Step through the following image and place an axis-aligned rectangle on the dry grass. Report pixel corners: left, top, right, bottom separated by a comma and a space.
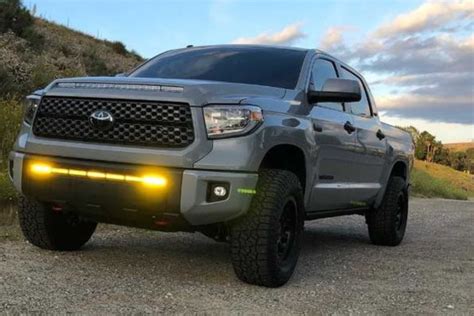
0, 202, 21, 240
412, 160, 474, 199
444, 142, 474, 152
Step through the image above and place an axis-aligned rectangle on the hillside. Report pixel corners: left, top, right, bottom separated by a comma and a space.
444, 141, 474, 152
0, 8, 145, 204
0, 17, 143, 97
411, 160, 474, 200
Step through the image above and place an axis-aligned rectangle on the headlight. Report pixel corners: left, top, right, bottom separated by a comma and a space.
24, 95, 41, 125
203, 105, 264, 139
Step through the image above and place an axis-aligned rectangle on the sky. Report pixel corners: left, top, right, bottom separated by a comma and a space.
27, 0, 474, 143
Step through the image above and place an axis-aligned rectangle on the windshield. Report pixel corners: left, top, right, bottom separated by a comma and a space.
129, 46, 307, 89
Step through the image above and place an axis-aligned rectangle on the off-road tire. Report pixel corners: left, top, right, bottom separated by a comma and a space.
18, 196, 97, 251
230, 169, 304, 287
367, 176, 408, 246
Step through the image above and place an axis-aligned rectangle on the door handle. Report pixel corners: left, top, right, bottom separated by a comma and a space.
343, 121, 356, 134
376, 129, 386, 140
313, 123, 323, 132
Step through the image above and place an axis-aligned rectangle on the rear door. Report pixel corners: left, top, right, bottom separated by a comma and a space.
339, 66, 387, 202
308, 58, 358, 211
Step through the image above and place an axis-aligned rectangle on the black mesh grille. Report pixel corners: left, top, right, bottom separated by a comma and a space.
32, 96, 194, 147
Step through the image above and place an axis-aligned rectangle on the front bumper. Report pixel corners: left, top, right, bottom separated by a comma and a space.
9, 152, 258, 227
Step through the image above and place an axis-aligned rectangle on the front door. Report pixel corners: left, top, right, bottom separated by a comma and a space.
340, 66, 387, 203
308, 58, 358, 211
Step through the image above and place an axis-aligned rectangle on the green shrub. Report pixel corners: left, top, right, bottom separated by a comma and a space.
0, 98, 22, 203
0, 65, 19, 97
130, 50, 144, 62
110, 41, 128, 56
0, 0, 33, 36
20, 25, 44, 50
0, 99, 23, 169
31, 62, 56, 90
0, 0, 43, 49
411, 168, 468, 200
0, 172, 16, 202
82, 48, 111, 76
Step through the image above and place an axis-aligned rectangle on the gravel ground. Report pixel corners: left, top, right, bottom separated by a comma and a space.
0, 198, 472, 315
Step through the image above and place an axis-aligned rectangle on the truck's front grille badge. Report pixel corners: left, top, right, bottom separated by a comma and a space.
32, 96, 195, 148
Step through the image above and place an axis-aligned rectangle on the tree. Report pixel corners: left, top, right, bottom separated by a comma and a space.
450, 151, 470, 172
463, 148, 474, 174
400, 126, 419, 146
434, 146, 450, 166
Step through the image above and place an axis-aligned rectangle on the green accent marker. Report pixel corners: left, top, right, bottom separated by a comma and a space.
350, 200, 367, 207
237, 188, 257, 195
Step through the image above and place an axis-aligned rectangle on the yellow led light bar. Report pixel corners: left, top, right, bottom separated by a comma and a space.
30, 163, 167, 188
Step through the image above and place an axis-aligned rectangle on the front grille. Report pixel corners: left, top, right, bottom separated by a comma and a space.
33, 96, 194, 148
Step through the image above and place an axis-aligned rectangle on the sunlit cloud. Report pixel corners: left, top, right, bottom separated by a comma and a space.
232, 22, 306, 45
375, 0, 474, 37
318, 0, 474, 129
319, 26, 354, 51
381, 114, 474, 143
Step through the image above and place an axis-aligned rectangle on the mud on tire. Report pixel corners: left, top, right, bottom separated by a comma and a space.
230, 169, 304, 287
18, 196, 97, 251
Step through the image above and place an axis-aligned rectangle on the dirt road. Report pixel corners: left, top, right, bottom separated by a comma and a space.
1, 198, 472, 314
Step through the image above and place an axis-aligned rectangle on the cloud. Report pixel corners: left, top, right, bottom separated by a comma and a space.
375, 0, 474, 37
377, 94, 473, 125
232, 22, 306, 45
318, 0, 474, 126
320, 26, 353, 50
381, 115, 474, 143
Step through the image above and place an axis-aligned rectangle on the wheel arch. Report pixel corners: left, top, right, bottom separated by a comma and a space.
374, 159, 409, 208
259, 144, 308, 195
390, 160, 408, 180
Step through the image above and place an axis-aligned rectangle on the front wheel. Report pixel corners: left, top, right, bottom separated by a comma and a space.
230, 169, 304, 287
367, 176, 408, 246
18, 196, 97, 251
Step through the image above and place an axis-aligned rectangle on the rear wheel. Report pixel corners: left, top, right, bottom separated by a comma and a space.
230, 169, 304, 287
18, 196, 97, 251
367, 176, 408, 246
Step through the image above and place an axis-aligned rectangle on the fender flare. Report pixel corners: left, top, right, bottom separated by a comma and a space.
374, 159, 409, 208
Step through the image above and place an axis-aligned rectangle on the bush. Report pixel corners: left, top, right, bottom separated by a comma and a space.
110, 41, 128, 56
30, 62, 56, 90
0, 65, 19, 97
0, 0, 43, 49
0, 99, 23, 169
0, 172, 16, 202
449, 151, 470, 172
130, 50, 144, 62
0, 98, 22, 202
0, 0, 33, 35
82, 48, 111, 76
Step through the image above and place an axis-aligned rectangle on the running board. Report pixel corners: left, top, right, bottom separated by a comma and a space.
305, 207, 368, 220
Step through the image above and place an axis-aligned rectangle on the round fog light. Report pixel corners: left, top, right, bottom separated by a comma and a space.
213, 186, 227, 197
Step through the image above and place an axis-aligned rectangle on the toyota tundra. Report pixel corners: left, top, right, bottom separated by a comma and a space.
9, 45, 413, 287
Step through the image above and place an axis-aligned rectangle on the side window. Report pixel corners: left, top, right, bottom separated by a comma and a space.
340, 67, 371, 117
310, 59, 343, 112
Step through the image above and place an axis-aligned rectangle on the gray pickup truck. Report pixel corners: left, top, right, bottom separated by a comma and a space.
9, 45, 413, 287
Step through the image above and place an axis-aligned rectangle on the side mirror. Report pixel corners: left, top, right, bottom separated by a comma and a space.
115, 73, 127, 77
308, 78, 361, 103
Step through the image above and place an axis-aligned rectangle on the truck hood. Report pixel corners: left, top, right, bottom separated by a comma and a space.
43, 76, 287, 106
